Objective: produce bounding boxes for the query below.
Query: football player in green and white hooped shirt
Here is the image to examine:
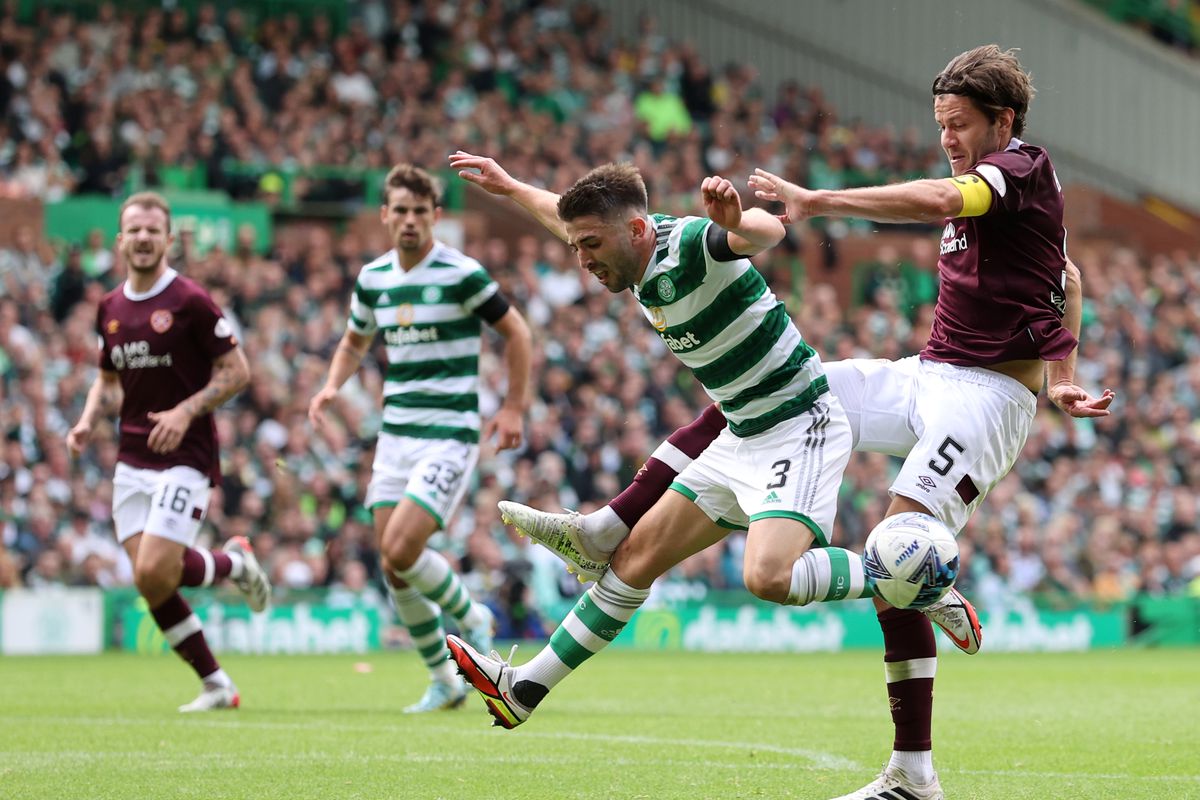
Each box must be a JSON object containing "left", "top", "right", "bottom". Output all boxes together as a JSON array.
[
  {"left": 442, "top": 151, "right": 856, "bottom": 730},
  {"left": 308, "top": 164, "right": 532, "bottom": 714}
]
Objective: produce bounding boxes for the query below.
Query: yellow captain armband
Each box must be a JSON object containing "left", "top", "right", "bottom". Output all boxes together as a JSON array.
[{"left": 945, "top": 174, "right": 992, "bottom": 217}]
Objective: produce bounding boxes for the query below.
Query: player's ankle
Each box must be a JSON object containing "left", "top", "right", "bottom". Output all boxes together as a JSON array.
[
  {"left": 512, "top": 679, "right": 548, "bottom": 709},
  {"left": 887, "top": 749, "right": 934, "bottom": 784},
  {"left": 584, "top": 505, "right": 630, "bottom": 551}
]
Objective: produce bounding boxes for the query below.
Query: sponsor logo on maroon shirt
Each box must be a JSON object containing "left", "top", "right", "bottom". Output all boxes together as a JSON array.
[
  {"left": 921, "top": 140, "right": 1078, "bottom": 368},
  {"left": 95, "top": 271, "right": 237, "bottom": 484}
]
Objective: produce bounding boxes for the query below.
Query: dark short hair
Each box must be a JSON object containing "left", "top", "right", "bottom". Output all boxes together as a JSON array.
[
  {"left": 381, "top": 163, "right": 442, "bottom": 206},
  {"left": 932, "top": 45, "right": 1036, "bottom": 138},
  {"left": 118, "top": 191, "right": 172, "bottom": 232},
  {"left": 557, "top": 163, "right": 648, "bottom": 223}
]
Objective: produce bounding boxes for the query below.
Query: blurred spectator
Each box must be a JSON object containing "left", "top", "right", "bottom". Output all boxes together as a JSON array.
[{"left": 0, "top": 3, "right": 1194, "bottom": 639}]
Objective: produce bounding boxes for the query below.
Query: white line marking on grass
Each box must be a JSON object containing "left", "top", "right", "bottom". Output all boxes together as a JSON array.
[
  {"left": 4, "top": 716, "right": 857, "bottom": 770},
  {"left": 11, "top": 717, "right": 1200, "bottom": 784},
  {"left": 7, "top": 751, "right": 1199, "bottom": 785},
  {"left": 0, "top": 749, "right": 833, "bottom": 774},
  {"left": 947, "top": 768, "right": 1200, "bottom": 784},
  {"left": 518, "top": 731, "right": 861, "bottom": 771}
]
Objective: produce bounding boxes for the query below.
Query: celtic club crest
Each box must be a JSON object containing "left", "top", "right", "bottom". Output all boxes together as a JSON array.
[{"left": 657, "top": 275, "right": 676, "bottom": 302}]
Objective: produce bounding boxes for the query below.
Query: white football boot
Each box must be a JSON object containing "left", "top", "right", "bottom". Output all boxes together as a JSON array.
[
  {"left": 829, "top": 767, "right": 944, "bottom": 800},
  {"left": 462, "top": 604, "right": 496, "bottom": 656},
  {"left": 223, "top": 535, "right": 272, "bottom": 613},
  {"left": 921, "top": 586, "right": 982, "bottom": 655},
  {"left": 179, "top": 682, "right": 240, "bottom": 713},
  {"left": 403, "top": 679, "right": 467, "bottom": 713},
  {"left": 498, "top": 501, "right": 609, "bottom": 583},
  {"left": 446, "top": 634, "right": 533, "bottom": 729}
]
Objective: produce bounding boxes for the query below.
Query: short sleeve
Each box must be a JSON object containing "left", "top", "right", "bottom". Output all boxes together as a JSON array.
[
  {"left": 675, "top": 216, "right": 712, "bottom": 272},
  {"left": 459, "top": 269, "right": 499, "bottom": 313},
  {"left": 347, "top": 280, "right": 377, "bottom": 335},
  {"left": 970, "top": 149, "right": 1040, "bottom": 216},
  {"left": 95, "top": 305, "right": 114, "bottom": 371},
  {"left": 191, "top": 289, "right": 238, "bottom": 360}
]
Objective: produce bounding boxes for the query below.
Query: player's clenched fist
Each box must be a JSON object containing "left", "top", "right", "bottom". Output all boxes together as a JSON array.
[
  {"left": 449, "top": 151, "right": 518, "bottom": 197},
  {"left": 701, "top": 175, "right": 743, "bottom": 230}
]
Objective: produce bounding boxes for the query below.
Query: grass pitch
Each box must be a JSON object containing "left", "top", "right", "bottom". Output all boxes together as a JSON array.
[{"left": 1, "top": 648, "right": 1196, "bottom": 799}]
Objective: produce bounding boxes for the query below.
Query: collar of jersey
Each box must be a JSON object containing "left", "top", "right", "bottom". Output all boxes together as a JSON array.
[
  {"left": 123, "top": 267, "right": 178, "bottom": 301},
  {"left": 633, "top": 216, "right": 661, "bottom": 296},
  {"left": 1005, "top": 137, "right": 1024, "bottom": 152},
  {"left": 391, "top": 242, "right": 441, "bottom": 276}
]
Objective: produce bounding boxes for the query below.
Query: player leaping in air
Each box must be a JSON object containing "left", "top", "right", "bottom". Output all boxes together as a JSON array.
[
  {"left": 308, "top": 164, "right": 532, "bottom": 713},
  {"left": 491, "top": 46, "right": 1113, "bottom": 800},
  {"left": 68, "top": 192, "right": 271, "bottom": 713}
]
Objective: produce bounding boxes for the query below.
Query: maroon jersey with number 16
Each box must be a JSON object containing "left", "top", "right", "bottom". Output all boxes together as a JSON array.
[
  {"left": 922, "top": 138, "right": 1078, "bottom": 367},
  {"left": 95, "top": 269, "right": 237, "bottom": 484}
]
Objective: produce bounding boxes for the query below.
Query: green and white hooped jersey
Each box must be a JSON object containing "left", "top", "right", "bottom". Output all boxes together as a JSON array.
[
  {"left": 635, "top": 214, "right": 827, "bottom": 437},
  {"left": 347, "top": 242, "right": 498, "bottom": 444}
]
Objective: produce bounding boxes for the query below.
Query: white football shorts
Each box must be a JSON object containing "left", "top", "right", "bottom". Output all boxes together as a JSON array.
[
  {"left": 670, "top": 395, "right": 853, "bottom": 546},
  {"left": 365, "top": 432, "right": 478, "bottom": 530},
  {"left": 112, "top": 462, "right": 212, "bottom": 546},
  {"left": 825, "top": 355, "right": 1037, "bottom": 533}
]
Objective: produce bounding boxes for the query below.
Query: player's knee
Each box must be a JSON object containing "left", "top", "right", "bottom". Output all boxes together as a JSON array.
[
  {"left": 608, "top": 528, "right": 660, "bottom": 588},
  {"left": 743, "top": 559, "right": 789, "bottom": 604},
  {"left": 133, "top": 562, "right": 176, "bottom": 604},
  {"left": 381, "top": 533, "right": 423, "bottom": 573}
]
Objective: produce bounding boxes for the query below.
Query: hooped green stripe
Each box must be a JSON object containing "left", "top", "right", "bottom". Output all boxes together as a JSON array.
[
  {"left": 386, "top": 356, "right": 479, "bottom": 382},
  {"left": 384, "top": 393, "right": 478, "bottom": 412},
  {"left": 549, "top": 627, "right": 595, "bottom": 669},
  {"left": 720, "top": 341, "right": 817, "bottom": 412},
  {"left": 384, "top": 423, "right": 479, "bottom": 444},
  {"left": 727, "top": 376, "right": 829, "bottom": 437},
  {"left": 658, "top": 269, "right": 768, "bottom": 342},
  {"left": 692, "top": 302, "right": 789, "bottom": 389}
]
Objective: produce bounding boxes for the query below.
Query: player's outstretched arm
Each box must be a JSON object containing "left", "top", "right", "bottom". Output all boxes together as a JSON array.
[
  {"left": 308, "top": 329, "right": 372, "bottom": 431},
  {"left": 750, "top": 169, "right": 963, "bottom": 225},
  {"left": 67, "top": 369, "right": 121, "bottom": 457},
  {"left": 449, "top": 150, "right": 568, "bottom": 242},
  {"left": 1048, "top": 258, "right": 1115, "bottom": 418},
  {"left": 700, "top": 175, "right": 784, "bottom": 257},
  {"left": 482, "top": 308, "right": 532, "bottom": 452},
  {"left": 147, "top": 346, "right": 250, "bottom": 454}
]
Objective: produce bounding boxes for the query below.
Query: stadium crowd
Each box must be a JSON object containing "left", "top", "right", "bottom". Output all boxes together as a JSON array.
[{"left": 1, "top": 2, "right": 1198, "bottom": 636}]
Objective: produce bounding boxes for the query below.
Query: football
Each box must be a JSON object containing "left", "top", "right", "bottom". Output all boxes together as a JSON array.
[{"left": 863, "top": 512, "right": 960, "bottom": 609}]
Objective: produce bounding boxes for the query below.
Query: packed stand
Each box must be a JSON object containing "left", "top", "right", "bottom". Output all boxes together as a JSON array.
[
  {"left": 1, "top": 3, "right": 1198, "bottom": 635},
  {"left": 1080, "top": 0, "right": 1199, "bottom": 58}
]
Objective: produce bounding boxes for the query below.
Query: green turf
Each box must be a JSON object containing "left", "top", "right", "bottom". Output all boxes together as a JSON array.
[{"left": 0, "top": 649, "right": 1196, "bottom": 799}]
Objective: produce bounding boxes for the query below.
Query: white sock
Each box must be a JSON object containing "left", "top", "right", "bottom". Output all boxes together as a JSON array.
[
  {"left": 584, "top": 505, "right": 631, "bottom": 552},
  {"left": 431, "top": 659, "right": 458, "bottom": 684},
  {"left": 516, "top": 569, "right": 648, "bottom": 691},
  {"left": 888, "top": 749, "right": 934, "bottom": 784},
  {"left": 786, "top": 548, "right": 873, "bottom": 605},
  {"left": 228, "top": 553, "right": 245, "bottom": 580},
  {"left": 397, "top": 549, "right": 489, "bottom": 629},
  {"left": 204, "top": 668, "right": 233, "bottom": 688},
  {"left": 388, "top": 584, "right": 452, "bottom": 673}
]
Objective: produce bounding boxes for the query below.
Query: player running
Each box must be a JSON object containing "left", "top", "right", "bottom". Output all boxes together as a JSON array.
[
  {"left": 498, "top": 46, "right": 1114, "bottom": 800},
  {"left": 308, "top": 164, "right": 532, "bottom": 713},
  {"left": 444, "top": 153, "right": 869, "bottom": 730},
  {"left": 67, "top": 192, "right": 270, "bottom": 713}
]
